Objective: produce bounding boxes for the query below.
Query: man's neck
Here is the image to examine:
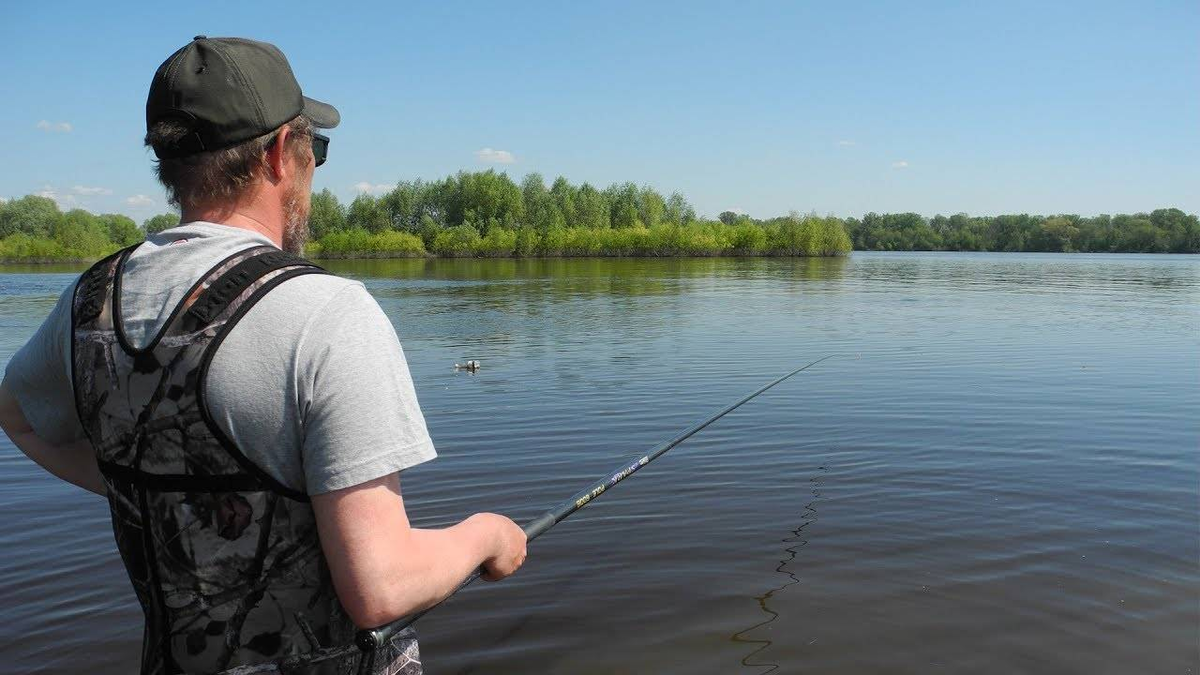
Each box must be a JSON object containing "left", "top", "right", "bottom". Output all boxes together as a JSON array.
[{"left": 181, "top": 200, "right": 284, "bottom": 248}]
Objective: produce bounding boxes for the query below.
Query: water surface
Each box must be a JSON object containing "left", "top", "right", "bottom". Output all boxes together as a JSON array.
[{"left": 1, "top": 252, "right": 1197, "bottom": 674}]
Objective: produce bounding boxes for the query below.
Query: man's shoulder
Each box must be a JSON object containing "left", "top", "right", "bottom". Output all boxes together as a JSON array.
[
  {"left": 238, "top": 271, "right": 385, "bottom": 341},
  {"left": 258, "top": 271, "right": 369, "bottom": 314}
]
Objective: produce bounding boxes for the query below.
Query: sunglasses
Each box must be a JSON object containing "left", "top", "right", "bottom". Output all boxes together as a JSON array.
[
  {"left": 311, "top": 132, "right": 329, "bottom": 167},
  {"left": 265, "top": 129, "right": 330, "bottom": 168}
]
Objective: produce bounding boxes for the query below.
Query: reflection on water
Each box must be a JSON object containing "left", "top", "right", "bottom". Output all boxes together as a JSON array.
[
  {"left": 323, "top": 255, "right": 850, "bottom": 284},
  {"left": 730, "top": 466, "right": 826, "bottom": 674},
  {"left": 0, "top": 252, "right": 1197, "bottom": 674}
]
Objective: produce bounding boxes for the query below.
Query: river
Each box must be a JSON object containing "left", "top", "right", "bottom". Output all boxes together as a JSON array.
[{"left": 1, "top": 252, "right": 1196, "bottom": 674}]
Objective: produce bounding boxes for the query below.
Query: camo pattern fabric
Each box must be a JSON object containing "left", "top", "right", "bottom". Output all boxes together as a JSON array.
[{"left": 71, "top": 245, "right": 421, "bottom": 675}]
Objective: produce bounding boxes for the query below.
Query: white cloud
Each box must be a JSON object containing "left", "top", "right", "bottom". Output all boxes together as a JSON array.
[
  {"left": 353, "top": 182, "right": 396, "bottom": 194},
  {"left": 836, "top": 140, "right": 857, "bottom": 147},
  {"left": 36, "top": 120, "right": 73, "bottom": 133},
  {"left": 34, "top": 185, "right": 77, "bottom": 208},
  {"left": 475, "top": 148, "right": 516, "bottom": 164},
  {"left": 30, "top": 184, "right": 112, "bottom": 207},
  {"left": 72, "top": 185, "right": 112, "bottom": 196},
  {"left": 126, "top": 194, "right": 155, "bottom": 208},
  {"left": 891, "top": 160, "right": 910, "bottom": 169},
  {"left": 723, "top": 207, "right": 746, "bottom": 214}
]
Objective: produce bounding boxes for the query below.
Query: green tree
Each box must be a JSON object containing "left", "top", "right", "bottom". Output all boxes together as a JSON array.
[
  {"left": 431, "top": 224, "right": 482, "bottom": 257},
  {"left": 1150, "top": 208, "right": 1200, "bottom": 252},
  {"left": 0, "top": 195, "right": 60, "bottom": 238},
  {"left": 664, "top": 192, "right": 695, "bottom": 225},
  {"left": 53, "top": 209, "right": 112, "bottom": 254},
  {"left": 574, "top": 183, "right": 610, "bottom": 229},
  {"left": 550, "top": 177, "right": 577, "bottom": 226},
  {"left": 637, "top": 186, "right": 666, "bottom": 228},
  {"left": 989, "top": 214, "right": 1039, "bottom": 252},
  {"left": 143, "top": 212, "right": 181, "bottom": 235},
  {"left": 520, "top": 173, "right": 557, "bottom": 231},
  {"left": 457, "top": 170, "right": 524, "bottom": 229},
  {"left": 607, "top": 182, "right": 640, "bottom": 228},
  {"left": 1113, "top": 216, "right": 1168, "bottom": 252},
  {"left": 347, "top": 194, "right": 390, "bottom": 233},
  {"left": 379, "top": 182, "right": 418, "bottom": 232},
  {"left": 415, "top": 214, "right": 443, "bottom": 249},
  {"left": 98, "top": 214, "right": 143, "bottom": 246},
  {"left": 308, "top": 188, "right": 347, "bottom": 239},
  {"left": 1040, "top": 216, "right": 1079, "bottom": 252}
]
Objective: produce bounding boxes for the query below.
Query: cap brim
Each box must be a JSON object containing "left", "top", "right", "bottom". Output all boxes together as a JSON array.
[{"left": 302, "top": 96, "right": 340, "bottom": 129}]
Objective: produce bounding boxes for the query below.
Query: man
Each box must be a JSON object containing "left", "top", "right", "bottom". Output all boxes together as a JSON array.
[{"left": 0, "top": 36, "right": 526, "bottom": 674}]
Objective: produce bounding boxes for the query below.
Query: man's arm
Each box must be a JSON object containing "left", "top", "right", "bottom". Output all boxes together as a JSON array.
[
  {"left": 0, "top": 379, "right": 105, "bottom": 496},
  {"left": 312, "top": 472, "right": 526, "bottom": 628}
]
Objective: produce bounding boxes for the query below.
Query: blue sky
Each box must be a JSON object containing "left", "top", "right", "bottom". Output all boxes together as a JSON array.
[{"left": 1, "top": 0, "right": 1196, "bottom": 222}]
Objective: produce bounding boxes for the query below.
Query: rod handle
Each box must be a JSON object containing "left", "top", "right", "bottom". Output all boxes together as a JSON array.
[{"left": 523, "top": 510, "right": 557, "bottom": 542}]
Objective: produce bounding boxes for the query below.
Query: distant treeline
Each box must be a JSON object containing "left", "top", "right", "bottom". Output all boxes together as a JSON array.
[
  {"left": 843, "top": 210, "right": 1198, "bottom": 253},
  {"left": 306, "top": 172, "right": 850, "bottom": 257},
  {"left": 0, "top": 171, "right": 1194, "bottom": 262},
  {"left": 0, "top": 195, "right": 155, "bottom": 261},
  {"left": 0, "top": 173, "right": 852, "bottom": 260}
]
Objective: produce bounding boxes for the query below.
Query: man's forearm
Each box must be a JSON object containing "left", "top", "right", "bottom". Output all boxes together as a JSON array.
[
  {"left": 406, "top": 515, "right": 506, "bottom": 605},
  {"left": 313, "top": 473, "right": 527, "bottom": 629},
  {"left": 349, "top": 514, "right": 505, "bottom": 627},
  {"left": 0, "top": 381, "right": 105, "bottom": 496}
]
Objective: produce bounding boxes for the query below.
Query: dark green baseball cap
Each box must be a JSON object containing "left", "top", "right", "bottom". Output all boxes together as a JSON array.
[{"left": 147, "top": 36, "right": 339, "bottom": 159}]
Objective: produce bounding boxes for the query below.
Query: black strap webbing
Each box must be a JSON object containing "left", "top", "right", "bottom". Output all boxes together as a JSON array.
[
  {"left": 98, "top": 459, "right": 266, "bottom": 492},
  {"left": 77, "top": 246, "right": 135, "bottom": 324},
  {"left": 187, "top": 250, "right": 321, "bottom": 324}
]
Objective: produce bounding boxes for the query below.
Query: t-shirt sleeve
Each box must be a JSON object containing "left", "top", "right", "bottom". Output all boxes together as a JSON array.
[
  {"left": 296, "top": 283, "right": 437, "bottom": 495},
  {"left": 3, "top": 283, "right": 85, "bottom": 445}
]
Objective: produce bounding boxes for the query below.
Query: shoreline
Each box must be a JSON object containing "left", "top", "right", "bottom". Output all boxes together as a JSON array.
[{"left": 3, "top": 249, "right": 1195, "bottom": 265}]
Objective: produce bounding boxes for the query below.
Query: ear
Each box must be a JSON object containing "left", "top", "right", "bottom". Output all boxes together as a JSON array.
[{"left": 265, "top": 126, "right": 291, "bottom": 185}]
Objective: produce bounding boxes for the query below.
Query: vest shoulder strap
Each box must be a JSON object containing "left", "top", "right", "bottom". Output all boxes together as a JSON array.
[
  {"left": 76, "top": 245, "right": 138, "bottom": 325},
  {"left": 187, "top": 249, "right": 324, "bottom": 325}
]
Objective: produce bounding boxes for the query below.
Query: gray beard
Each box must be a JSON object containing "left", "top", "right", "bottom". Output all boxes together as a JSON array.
[{"left": 282, "top": 189, "right": 310, "bottom": 255}]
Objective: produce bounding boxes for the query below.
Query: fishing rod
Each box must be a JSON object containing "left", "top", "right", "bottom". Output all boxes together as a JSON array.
[
  {"left": 217, "top": 355, "right": 835, "bottom": 673},
  {"left": 356, "top": 353, "right": 836, "bottom": 652}
]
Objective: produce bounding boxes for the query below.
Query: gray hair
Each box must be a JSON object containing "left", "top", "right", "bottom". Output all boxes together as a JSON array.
[{"left": 145, "top": 115, "right": 312, "bottom": 210}]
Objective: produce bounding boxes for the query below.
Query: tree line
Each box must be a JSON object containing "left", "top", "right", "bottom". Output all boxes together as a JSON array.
[
  {"left": 308, "top": 174, "right": 1197, "bottom": 255},
  {"left": 0, "top": 195, "right": 159, "bottom": 260},
  {"left": 306, "top": 172, "right": 850, "bottom": 257},
  {"left": 844, "top": 210, "right": 1198, "bottom": 253},
  {"left": 0, "top": 171, "right": 1195, "bottom": 261}
]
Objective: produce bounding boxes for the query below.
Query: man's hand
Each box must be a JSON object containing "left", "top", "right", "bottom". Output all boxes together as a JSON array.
[{"left": 472, "top": 513, "right": 527, "bottom": 581}]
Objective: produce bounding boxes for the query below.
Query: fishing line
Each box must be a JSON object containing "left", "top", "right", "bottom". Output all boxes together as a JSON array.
[{"left": 730, "top": 466, "right": 827, "bottom": 674}]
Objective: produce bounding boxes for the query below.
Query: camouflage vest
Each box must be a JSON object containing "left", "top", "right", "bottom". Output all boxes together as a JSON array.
[{"left": 71, "top": 245, "right": 421, "bottom": 675}]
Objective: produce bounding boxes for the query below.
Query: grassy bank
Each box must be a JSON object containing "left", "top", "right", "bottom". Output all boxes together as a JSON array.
[
  {"left": 0, "top": 232, "right": 125, "bottom": 263},
  {"left": 307, "top": 218, "right": 852, "bottom": 258},
  {"left": 0, "top": 218, "right": 853, "bottom": 262}
]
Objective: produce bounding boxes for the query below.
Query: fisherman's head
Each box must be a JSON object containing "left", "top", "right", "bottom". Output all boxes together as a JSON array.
[{"left": 144, "top": 36, "right": 339, "bottom": 253}]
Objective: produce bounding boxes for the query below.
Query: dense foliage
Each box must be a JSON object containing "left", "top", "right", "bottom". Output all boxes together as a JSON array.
[
  {"left": 843, "top": 210, "right": 1199, "bottom": 253},
  {"left": 1, "top": 173, "right": 1195, "bottom": 261},
  {"left": 306, "top": 172, "right": 850, "bottom": 257},
  {"left": 0, "top": 195, "right": 146, "bottom": 261}
]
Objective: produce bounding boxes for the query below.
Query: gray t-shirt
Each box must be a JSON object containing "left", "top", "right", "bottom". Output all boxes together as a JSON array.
[{"left": 4, "top": 222, "right": 436, "bottom": 494}]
